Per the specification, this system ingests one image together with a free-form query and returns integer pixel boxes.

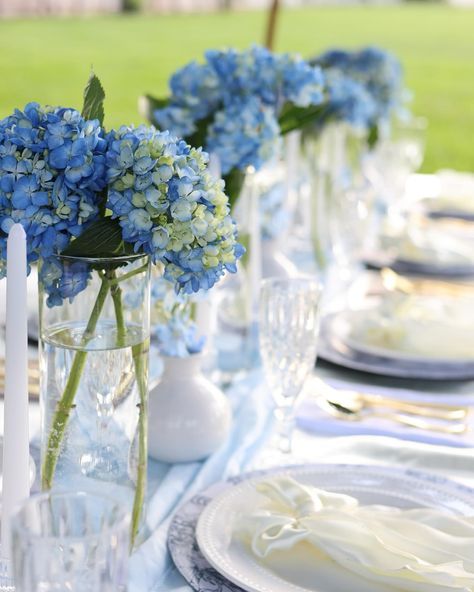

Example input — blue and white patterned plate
[427,208,474,223]
[167,464,474,592]
[168,468,276,592]
[365,253,474,279]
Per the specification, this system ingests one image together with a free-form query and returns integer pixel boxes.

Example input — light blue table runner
[129,371,274,592]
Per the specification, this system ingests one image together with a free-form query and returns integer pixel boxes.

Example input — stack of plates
[167,464,474,592]
[319,307,474,380]
[414,171,474,222]
[366,252,474,280]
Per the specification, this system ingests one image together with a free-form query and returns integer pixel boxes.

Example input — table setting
[0,19,474,592]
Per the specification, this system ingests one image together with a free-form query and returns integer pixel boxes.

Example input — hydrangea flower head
[317,47,405,123]
[39,256,92,308]
[207,98,279,174]
[0,102,106,277]
[106,125,244,294]
[324,70,378,129]
[153,46,325,174]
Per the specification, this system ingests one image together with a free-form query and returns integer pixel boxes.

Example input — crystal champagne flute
[259,277,321,456]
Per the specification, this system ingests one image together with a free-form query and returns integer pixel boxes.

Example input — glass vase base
[80,446,122,480]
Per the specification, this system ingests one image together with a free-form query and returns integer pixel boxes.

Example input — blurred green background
[1,4,473,172]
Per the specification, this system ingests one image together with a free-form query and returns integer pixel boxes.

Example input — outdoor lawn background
[0,4,473,173]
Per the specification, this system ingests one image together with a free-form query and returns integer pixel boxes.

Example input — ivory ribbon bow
[238,477,474,591]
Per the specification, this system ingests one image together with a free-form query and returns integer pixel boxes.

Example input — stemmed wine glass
[259,278,321,458]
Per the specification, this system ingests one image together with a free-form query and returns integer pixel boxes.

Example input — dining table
[3,338,474,592]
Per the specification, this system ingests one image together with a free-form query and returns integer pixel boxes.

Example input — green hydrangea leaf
[223,167,246,212]
[186,113,214,151]
[61,218,135,259]
[367,124,379,148]
[279,102,327,135]
[82,72,106,125]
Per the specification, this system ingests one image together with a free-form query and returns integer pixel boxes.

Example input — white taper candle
[248,169,262,322]
[1,223,30,560]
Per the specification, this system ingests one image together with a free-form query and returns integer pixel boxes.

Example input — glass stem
[41,275,110,490]
[274,406,295,454]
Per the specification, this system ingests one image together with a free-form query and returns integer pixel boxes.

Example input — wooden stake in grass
[264,0,280,50]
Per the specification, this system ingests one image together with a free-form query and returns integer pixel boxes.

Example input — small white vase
[148,354,232,463]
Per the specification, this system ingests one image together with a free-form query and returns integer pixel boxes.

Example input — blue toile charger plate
[167,464,474,592]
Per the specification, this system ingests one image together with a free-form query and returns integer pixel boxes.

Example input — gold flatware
[0,358,40,399]
[313,377,469,421]
[316,397,468,435]
[381,267,474,298]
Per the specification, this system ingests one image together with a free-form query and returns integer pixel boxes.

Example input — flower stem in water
[109,269,149,548]
[131,340,149,550]
[41,276,110,490]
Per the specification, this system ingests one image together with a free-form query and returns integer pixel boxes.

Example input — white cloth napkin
[341,294,474,361]
[238,476,474,592]
[297,378,474,448]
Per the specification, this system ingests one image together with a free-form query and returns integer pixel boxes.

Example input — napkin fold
[343,293,474,361]
[239,476,474,592]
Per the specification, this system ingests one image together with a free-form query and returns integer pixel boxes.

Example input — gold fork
[381,267,474,298]
[316,396,469,435]
[0,358,40,398]
[313,377,470,421]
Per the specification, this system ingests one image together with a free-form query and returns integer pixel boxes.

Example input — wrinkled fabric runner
[129,373,273,592]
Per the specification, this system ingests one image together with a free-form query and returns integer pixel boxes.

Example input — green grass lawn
[0,4,473,172]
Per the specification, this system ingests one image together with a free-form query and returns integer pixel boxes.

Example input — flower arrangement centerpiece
[140,46,330,375]
[141,45,327,209]
[296,47,410,269]
[0,74,243,546]
[312,46,408,144]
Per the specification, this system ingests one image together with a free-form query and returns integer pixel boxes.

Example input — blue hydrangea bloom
[207,98,279,174]
[0,102,106,278]
[153,45,325,174]
[324,70,378,129]
[38,256,92,308]
[317,47,405,124]
[106,125,244,294]
[169,61,221,121]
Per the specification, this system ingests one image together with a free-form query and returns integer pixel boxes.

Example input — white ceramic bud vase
[148,354,232,463]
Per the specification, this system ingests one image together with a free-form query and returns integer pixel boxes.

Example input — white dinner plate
[329,307,474,365]
[195,464,474,592]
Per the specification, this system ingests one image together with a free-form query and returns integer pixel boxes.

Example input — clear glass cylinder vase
[38,253,150,547]
[212,169,261,381]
